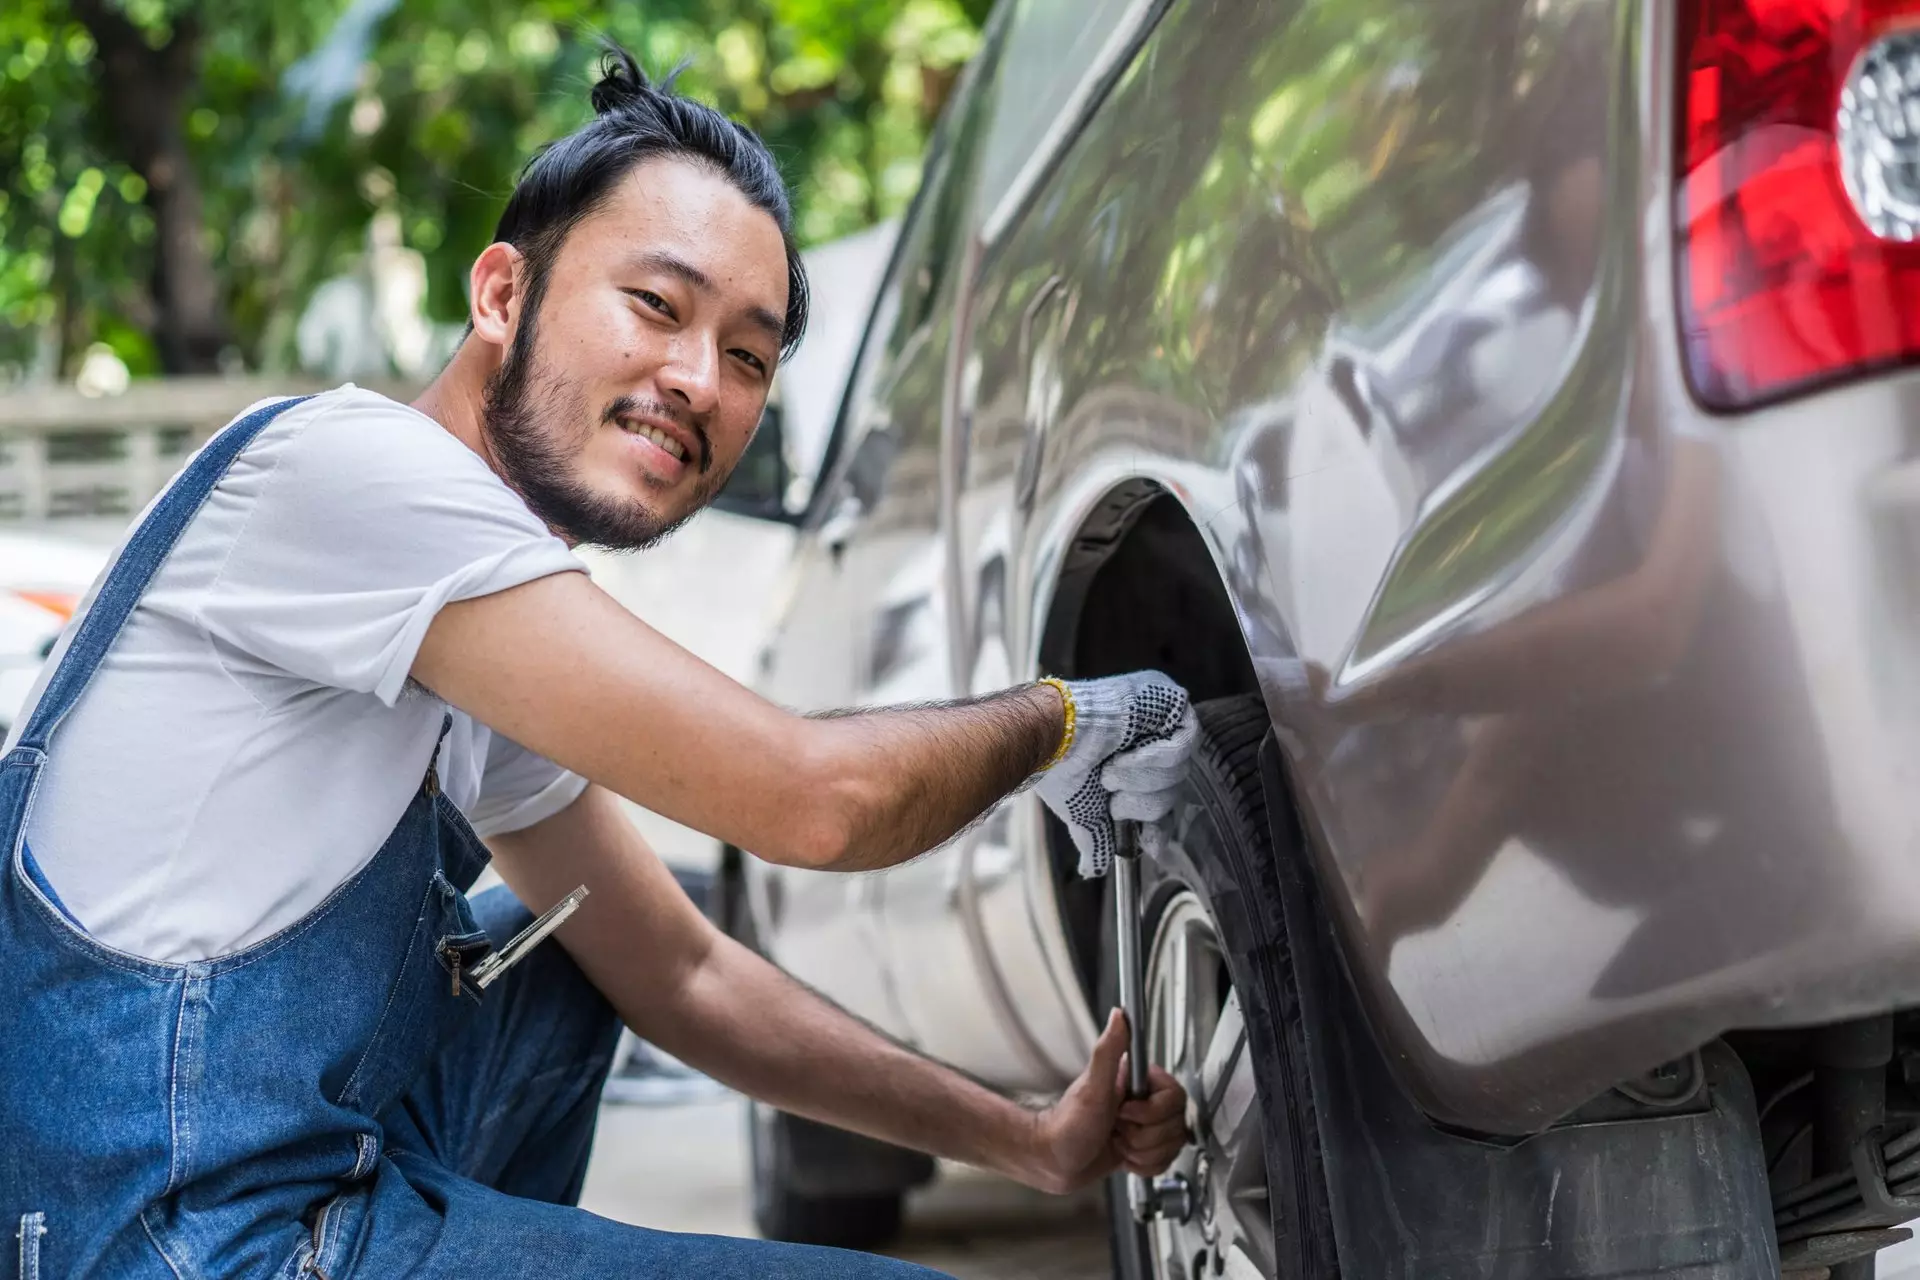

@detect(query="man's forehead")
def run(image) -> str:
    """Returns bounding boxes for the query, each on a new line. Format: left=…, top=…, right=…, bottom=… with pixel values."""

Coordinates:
left=597, top=161, right=783, bottom=263
left=565, top=159, right=787, bottom=328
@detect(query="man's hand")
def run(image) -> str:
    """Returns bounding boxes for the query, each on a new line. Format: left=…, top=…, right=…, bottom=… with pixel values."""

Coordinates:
left=1024, top=1009, right=1189, bottom=1194
left=1034, top=672, right=1200, bottom=878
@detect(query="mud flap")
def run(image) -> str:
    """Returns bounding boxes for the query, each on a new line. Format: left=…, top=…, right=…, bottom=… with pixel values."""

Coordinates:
left=1257, top=733, right=1781, bottom=1278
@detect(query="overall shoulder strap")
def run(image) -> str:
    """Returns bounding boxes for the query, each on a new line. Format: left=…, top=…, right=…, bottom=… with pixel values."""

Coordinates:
left=16, top=395, right=317, bottom=753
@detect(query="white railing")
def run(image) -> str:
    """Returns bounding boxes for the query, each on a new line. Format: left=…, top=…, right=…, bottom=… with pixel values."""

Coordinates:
left=0, top=377, right=419, bottom=523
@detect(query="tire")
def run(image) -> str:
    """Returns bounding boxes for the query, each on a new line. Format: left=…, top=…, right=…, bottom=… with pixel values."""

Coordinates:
left=731, top=860, right=929, bottom=1252
left=748, top=1098, right=906, bottom=1248
left=1104, top=695, right=1340, bottom=1279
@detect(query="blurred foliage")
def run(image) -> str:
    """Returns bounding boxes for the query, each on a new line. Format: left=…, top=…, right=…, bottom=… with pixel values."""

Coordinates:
left=0, top=0, right=985, bottom=378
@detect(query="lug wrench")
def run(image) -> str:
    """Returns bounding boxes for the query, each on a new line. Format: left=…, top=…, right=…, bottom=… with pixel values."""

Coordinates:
left=1113, top=819, right=1194, bottom=1225
left=1113, top=818, right=1152, bottom=1219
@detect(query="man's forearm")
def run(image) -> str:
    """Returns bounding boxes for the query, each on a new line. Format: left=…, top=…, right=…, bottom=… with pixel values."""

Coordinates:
left=643, top=927, right=1060, bottom=1189
left=803, top=681, right=1065, bottom=872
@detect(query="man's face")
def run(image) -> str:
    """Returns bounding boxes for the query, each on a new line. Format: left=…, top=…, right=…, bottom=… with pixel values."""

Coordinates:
left=482, top=155, right=789, bottom=549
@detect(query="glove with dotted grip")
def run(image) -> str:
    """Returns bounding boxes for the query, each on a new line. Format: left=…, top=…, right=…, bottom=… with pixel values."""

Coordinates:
left=1033, top=671, right=1199, bottom=879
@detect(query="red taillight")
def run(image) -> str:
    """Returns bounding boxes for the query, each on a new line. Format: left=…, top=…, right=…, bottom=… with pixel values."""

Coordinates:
left=1677, top=0, right=1920, bottom=409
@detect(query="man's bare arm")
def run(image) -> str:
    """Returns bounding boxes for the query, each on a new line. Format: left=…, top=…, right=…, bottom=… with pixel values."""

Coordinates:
left=413, top=571, right=1062, bottom=871
left=485, top=786, right=1189, bottom=1192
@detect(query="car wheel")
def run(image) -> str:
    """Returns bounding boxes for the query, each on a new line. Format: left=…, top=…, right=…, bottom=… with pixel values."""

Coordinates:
left=729, top=880, right=931, bottom=1252
left=1105, top=695, right=1340, bottom=1279
left=747, top=1099, right=908, bottom=1249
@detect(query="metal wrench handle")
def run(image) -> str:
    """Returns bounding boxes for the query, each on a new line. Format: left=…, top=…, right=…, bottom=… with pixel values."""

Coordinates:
left=1113, top=818, right=1155, bottom=1222
left=1113, top=819, right=1150, bottom=1100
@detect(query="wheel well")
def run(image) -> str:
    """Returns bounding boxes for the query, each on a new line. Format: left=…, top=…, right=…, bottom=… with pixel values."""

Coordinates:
left=1040, top=487, right=1259, bottom=698
left=1039, top=485, right=1262, bottom=1009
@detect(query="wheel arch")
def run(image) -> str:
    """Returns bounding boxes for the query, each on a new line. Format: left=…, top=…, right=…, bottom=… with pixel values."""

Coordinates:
left=1032, top=476, right=1269, bottom=1010
left=1035, top=479, right=1261, bottom=701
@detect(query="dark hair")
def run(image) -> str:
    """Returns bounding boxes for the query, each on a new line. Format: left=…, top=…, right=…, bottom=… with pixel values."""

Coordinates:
left=491, top=47, right=808, bottom=358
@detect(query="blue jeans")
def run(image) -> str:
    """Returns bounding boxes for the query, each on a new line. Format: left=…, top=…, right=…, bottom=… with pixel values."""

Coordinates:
left=378, top=887, right=953, bottom=1279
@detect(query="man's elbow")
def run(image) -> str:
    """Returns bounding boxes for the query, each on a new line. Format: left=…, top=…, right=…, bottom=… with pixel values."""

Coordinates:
left=759, top=789, right=866, bottom=871
left=761, top=735, right=871, bottom=871
left=782, top=811, right=854, bottom=871
left=752, top=721, right=894, bottom=871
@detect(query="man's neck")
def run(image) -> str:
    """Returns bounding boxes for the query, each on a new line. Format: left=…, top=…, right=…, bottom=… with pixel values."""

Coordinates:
left=407, top=342, right=581, bottom=549
left=411, top=341, right=496, bottom=471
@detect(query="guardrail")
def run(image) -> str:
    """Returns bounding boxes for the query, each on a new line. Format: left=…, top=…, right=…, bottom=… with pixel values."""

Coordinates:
left=0, top=377, right=420, bottom=522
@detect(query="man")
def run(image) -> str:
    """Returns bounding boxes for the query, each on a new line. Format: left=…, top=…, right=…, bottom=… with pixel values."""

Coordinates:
left=0, top=52, right=1194, bottom=1279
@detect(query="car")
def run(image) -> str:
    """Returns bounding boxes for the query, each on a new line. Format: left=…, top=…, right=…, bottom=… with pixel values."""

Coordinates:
left=708, top=1, right=1920, bottom=1276
left=0, top=529, right=112, bottom=735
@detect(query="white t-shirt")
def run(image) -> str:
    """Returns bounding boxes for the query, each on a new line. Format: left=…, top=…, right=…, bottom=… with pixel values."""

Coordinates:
left=6, top=386, right=590, bottom=963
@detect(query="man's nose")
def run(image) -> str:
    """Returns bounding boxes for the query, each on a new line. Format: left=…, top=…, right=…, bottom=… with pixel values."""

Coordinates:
left=658, top=334, right=721, bottom=416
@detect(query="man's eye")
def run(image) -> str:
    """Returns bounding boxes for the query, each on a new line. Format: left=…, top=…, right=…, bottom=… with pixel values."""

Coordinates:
left=629, top=289, right=673, bottom=317
left=732, top=349, right=768, bottom=374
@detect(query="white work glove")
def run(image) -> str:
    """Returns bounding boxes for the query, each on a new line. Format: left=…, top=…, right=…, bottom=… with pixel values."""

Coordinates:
left=1033, top=671, right=1199, bottom=879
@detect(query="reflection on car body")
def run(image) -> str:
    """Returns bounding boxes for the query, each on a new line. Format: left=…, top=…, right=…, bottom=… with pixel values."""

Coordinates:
left=713, top=0, right=1920, bottom=1274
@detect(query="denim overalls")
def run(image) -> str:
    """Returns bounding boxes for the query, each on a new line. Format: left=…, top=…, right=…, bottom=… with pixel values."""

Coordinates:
left=0, top=398, right=947, bottom=1279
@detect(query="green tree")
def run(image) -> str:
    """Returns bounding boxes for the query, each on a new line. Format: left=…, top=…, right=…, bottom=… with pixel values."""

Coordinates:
left=0, top=0, right=981, bottom=380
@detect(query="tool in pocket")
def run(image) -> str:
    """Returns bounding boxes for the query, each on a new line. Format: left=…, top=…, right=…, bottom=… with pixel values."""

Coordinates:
left=436, top=885, right=590, bottom=998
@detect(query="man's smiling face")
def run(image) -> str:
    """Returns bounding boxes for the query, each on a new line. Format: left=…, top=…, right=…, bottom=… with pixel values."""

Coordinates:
left=480, top=154, right=791, bottom=549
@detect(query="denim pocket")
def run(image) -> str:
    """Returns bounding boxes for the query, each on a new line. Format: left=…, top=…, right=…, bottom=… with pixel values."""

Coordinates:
left=433, top=926, right=492, bottom=1001
left=15, top=1212, right=44, bottom=1280
left=334, top=872, right=486, bottom=1115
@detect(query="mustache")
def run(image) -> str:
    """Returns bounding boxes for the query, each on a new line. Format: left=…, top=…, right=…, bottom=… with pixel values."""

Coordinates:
left=602, top=396, right=711, bottom=474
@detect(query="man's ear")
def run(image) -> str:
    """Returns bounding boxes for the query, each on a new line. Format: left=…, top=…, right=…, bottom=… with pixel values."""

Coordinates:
left=469, top=242, right=525, bottom=349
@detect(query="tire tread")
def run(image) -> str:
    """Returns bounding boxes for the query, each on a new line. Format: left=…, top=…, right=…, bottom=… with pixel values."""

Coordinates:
left=1172, top=696, right=1338, bottom=1278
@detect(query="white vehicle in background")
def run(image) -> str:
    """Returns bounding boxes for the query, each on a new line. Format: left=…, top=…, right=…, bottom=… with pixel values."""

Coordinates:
left=0, top=530, right=111, bottom=735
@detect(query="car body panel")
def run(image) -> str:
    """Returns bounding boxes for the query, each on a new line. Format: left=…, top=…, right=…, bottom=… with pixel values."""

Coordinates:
left=751, top=0, right=1920, bottom=1136
left=749, top=35, right=1070, bottom=1078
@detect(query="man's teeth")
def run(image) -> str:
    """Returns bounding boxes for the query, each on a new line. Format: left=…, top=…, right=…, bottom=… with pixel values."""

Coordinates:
left=624, top=422, right=687, bottom=462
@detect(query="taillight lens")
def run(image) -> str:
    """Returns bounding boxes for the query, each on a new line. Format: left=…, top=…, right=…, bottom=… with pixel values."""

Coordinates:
left=1678, top=0, right=1920, bottom=409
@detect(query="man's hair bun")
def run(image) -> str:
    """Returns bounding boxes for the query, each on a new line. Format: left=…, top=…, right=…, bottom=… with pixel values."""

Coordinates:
left=494, top=40, right=808, bottom=357
left=590, top=47, right=690, bottom=116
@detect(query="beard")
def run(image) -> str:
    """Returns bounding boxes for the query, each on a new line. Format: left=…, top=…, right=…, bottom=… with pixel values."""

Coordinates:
left=480, top=323, right=724, bottom=552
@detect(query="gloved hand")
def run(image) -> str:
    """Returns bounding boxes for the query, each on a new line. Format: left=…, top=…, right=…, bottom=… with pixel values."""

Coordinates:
left=1033, top=671, right=1198, bottom=878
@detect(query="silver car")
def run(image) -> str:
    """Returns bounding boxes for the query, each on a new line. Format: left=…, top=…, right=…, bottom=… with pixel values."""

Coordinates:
left=712, top=1, right=1920, bottom=1276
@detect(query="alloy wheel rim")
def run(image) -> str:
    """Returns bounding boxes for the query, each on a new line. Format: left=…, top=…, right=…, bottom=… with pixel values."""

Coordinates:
left=1143, top=889, right=1274, bottom=1280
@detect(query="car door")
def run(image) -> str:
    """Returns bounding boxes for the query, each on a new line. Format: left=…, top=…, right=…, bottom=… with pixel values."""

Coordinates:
left=747, top=36, right=1009, bottom=1058
left=853, top=21, right=1093, bottom=1087
left=929, top=0, right=1196, bottom=1085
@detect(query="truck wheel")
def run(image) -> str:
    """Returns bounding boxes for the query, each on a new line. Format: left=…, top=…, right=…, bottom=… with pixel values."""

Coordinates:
left=1105, top=695, right=1340, bottom=1279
